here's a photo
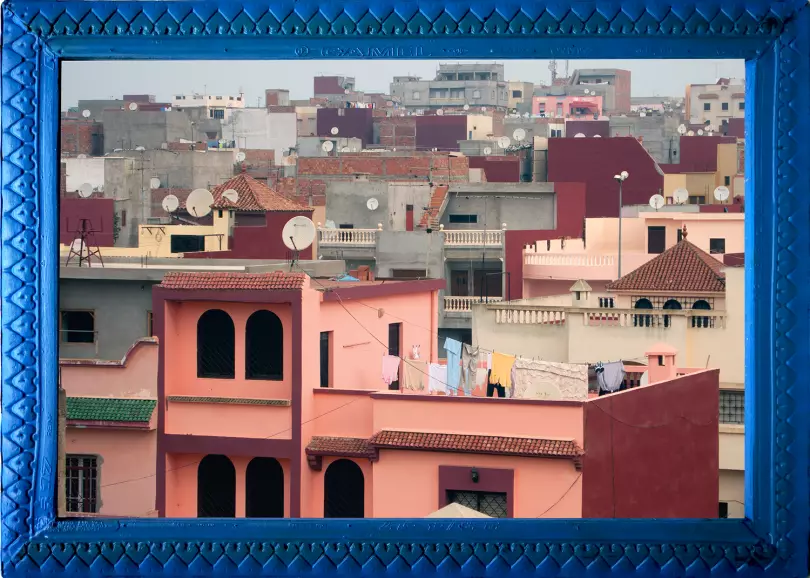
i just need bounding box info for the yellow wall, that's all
[137,212,232,258]
[466,115,494,140]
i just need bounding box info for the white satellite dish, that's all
[81,109,91,118]
[584,89,590,94]
[367,198,379,211]
[437,109,444,116]
[322,141,335,152]
[677,124,687,135]
[706,124,717,132]
[673,188,689,204]
[594,134,602,138]
[497,136,511,149]
[640,112,646,117]
[330,127,339,135]
[574,133,586,138]
[222,189,239,204]
[324,219,336,229]
[351,147,358,152]
[135,146,146,151]
[483,147,492,155]
[161,142,168,150]
[481,107,487,112]
[687,130,695,136]
[714,186,730,202]
[162,194,179,213]
[236,151,246,162]
[149,177,162,190]
[186,188,214,218]
[341,147,350,153]
[463,104,470,111]
[513,128,526,141]
[78,183,94,198]
[282,216,316,251]
[128,102,138,111]
[697,129,704,136]
[640,371,649,387]
[77,154,87,159]
[649,194,665,210]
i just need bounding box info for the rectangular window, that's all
[447,490,507,518]
[710,238,726,254]
[66,455,99,513]
[170,235,206,253]
[60,310,95,344]
[212,109,225,119]
[338,224,354,229]
[721,102,729,111]
[387,323,401,390]
[647,226,666,254]
[448,214,478,224]
[703,102,711,111]
[689,195,707,204]
[724,176,731,186]
[473,90,481,99]
[738,101,745,110]
[121,210,127,227]
[147,311,154,337]
[677,228,683,243]
[512,90,522,98]
[474,270,503,298]
[719,502,729,519]
[391,269,427,279]
[320,331,331,387]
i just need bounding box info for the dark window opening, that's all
[689,195,707,204]
[171,235,206,253]
[662,299,682,328]
[474,270,502,298]
[647,226,666,254]
[447,490,507,518]
[691,299,713,328]
[450,270,469,296]
[388,323,401,390]
[703,103,711,111]
[710,238,726,254]
[677,228,683,243]
[324,459,365,518]
[719,502,729,519]
[121,210,127,227]
[245,310,284,380]
[738,102,745,111]
[633,298,654,328]
[598,297,615,308]
[721,102,729,111]
[197,455,236,517]
[391,269,427,279]
[197,309,235,378]
[61,310,95,344]
[512,90,522,98]
[724,176,731,186]
[147,311,154,337]
[338,224,354,229]
[320,331,331,387]
[245,457,284,518]
[66,455,98,513]
[448,214,478,224]
[658,355,664,366]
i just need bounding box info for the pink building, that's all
[532,95,603,118]
[154,271,718,519]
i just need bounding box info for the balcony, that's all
[444,296,503,315]
[318,227,378,247]
[443,230,503,247]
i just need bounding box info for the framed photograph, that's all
[2,0,808,576]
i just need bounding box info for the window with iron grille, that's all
[66,455,99,513]
[719,390,744,424]
[60,310,95,343]
[197,309,235,378]
[447,490,507,518]
[245,310,283,380]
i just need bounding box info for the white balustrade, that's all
[318,228,377,246]
[444,296,503,313]
[524,254,616,267]
[493,308,566,325]
[443,230,503,247]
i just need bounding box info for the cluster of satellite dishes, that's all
[647,185,731,211]
[157,181,241,219]
[678,123,718,137]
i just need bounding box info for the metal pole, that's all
[617,180,623,278]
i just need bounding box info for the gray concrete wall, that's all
[325,180,388,229]
[609,115,682,164]
[387,183,431,230]
[102,110,193,153]
[59,278,157,360]
[298,137,363,157]
[441,183,556,231]
[375,230,444,278]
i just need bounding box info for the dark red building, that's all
[468,156,520,182]
[675,135,737,173]
[60,198,115,247]
[566,120,610,138]
[316,108,374,147]
[415,115,467,151]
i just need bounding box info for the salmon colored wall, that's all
[67,428,157,516]
[60,341,157,398]
[371,450,581,518]
[311,391,374,438]
[303,456,374,518]
[164,402,292,439]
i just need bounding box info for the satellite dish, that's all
[649,194,665,210]
[640,371,649,387]
[128,102,138,111]
[640,112,646,117]
[236,151,246,162]
[513,128,526,141]
[330,127,339,135]
[322,141,334,152]
[77,154,87,159]
[135,146,146,151]
[687,130,695,136]
[186,188,214,218]
[222,189,239,204]
[162,194,179,213]
[341,147,350,153]
[697,129,704,136]
[673,187,689,204]
[160,142,168,150]
[481,107,487,112]
[677,124,687,135]
[282,216,316,251]
[437,109,444,116]
[149,177,162,190]
[483,147,492,155]
[523,112,530,118]
[497,136,511,149]
[714,186,730,202]
[584,89,590,94]
[367,198,379,211]
[351,147,358,152]
[324,219,336,229]
[574,133,586,138]
[81,109,91,118]
[78,183,94,198]
[594,134,602,138]
[463,104,470,111]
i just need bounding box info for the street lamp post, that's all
[613,171,629,278]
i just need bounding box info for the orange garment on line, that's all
[490,352,516,389]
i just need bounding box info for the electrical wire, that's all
[534,473,582,518]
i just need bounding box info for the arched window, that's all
[633,298,654,328]
[692,299,712,328]
[662,299,682,328]
[197,455,236,517]
[245,310,283,380]
[324,459,365,518]
[245,458,284,518]
[197,310,235,378]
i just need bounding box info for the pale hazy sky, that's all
[61,59,744,110]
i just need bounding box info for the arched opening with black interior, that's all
[197,455,236,517]
[633,298,654,328]
[662,299,682,328]
[245,310,284,380]
[245,457,285,518]
[324,459,365,518]
[197,309,235,378]
[692,299,712,328]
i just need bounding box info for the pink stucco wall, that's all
[532,95,604,118]
[302,456,374,518]
[61,340,157,398]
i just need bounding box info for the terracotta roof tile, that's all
[606,240,725,293]
[306,437,375,457]
[158,271,307,291]
[368,430,582,459]
[210,173,311,212]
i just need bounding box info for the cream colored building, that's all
[684,78,745,127]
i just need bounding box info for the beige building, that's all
[684,78,745,127]
[507,81,534,110]
[473,234,745,517]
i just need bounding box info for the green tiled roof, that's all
[66,397,156,423]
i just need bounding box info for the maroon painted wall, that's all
[314,77,347,95]
[60,198,115,246]
[581,369,719,518]
[547,138,664,218]
[415,116,466,151]
[316,108,374,146]
[504,182,586,300]
[677,135,737,172]
[565,120,609,138]
[726,118,745,139]
[468,156,520,182]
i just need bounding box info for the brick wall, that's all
[60,120,103,157]
[375,117,417,149]
[60,162,67,196]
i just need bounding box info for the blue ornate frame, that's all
[2,0,809,575]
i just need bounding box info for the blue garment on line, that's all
[444,338,463,394]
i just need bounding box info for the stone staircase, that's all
[418,184,450,231]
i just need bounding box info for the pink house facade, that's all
[532,95,604,118]
[154,271,718,519]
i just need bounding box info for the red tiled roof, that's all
[606,239,726,293]
[418,184,449,229]
[306,437,375,457]
[368,430,582,459]
[210,173,311,212]
[158,271,307,291]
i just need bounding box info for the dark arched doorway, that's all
[324,459,365,518]
[633,298,654,328]
[197,310,235,378]
[662,299,682,328]
[197,455,236,517]
[245,457,285,517]
[245,310,284,380]
[692,299,712,328]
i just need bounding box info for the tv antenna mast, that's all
[65,183,104,267]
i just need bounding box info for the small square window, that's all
[710,238,726,254]
[719,502,729,519]
[61,311,95,344]
[738,101,745,110]
[703,103,711,111]
[721,102,729,111]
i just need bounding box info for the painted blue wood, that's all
[1,0,808,576]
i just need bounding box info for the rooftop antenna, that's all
[282,216,316,271]
[65,183,104,268]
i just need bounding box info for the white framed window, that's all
[412,91,421,100]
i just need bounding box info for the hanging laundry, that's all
[381,355,400,386]
[402,359,427,391]
[461,344,479,396]
[486,370,506,398]
[428,363,448,394]
[490,352,516,389]
[444,338,463,395]
[485,351,493,370]
[595,361,626,394]
[513,358,589,401]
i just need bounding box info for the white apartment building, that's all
[171,92,245,121]
[685,78,745,127]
